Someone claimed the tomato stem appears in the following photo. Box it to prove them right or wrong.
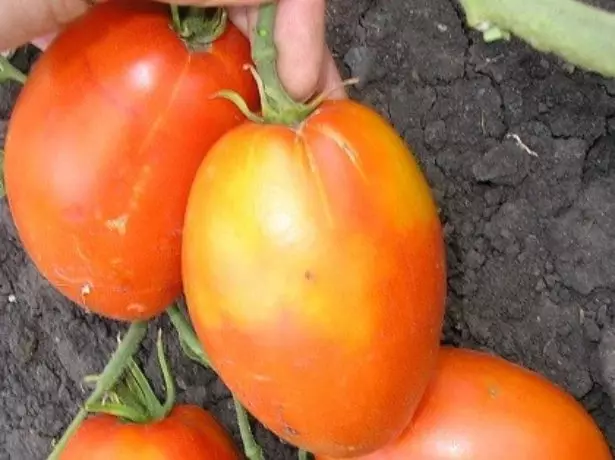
[459,0,615,78]
[86,329,177,422]
[170,5,229,52]
[251,3,317,125]
[47,321,148,460]
[0,54,26,84]
[167,303,212,366]
[234,396,265,460]
[298,450,310,460]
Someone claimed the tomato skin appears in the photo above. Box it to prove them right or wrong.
[318,347,613,460]
[182,100,447,457]
[60,405,240,459]
[3,1,259,321]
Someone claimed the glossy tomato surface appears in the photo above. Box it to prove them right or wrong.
[60,405,240,459]
[4,0,258,321]
[182,100,447,457]
[318,347,612,460]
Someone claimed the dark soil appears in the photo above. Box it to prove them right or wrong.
[2,0,615,458]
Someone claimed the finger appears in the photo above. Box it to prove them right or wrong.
[0,0,92,51]
[227,6,250,35]
[239,0,330,101]
[273,0,327,101]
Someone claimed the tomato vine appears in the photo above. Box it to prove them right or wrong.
[48,321,149,460]
[459,0,615,78]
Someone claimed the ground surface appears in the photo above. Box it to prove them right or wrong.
[2,0,615,458]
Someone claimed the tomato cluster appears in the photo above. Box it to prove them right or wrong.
[0,1,611,459]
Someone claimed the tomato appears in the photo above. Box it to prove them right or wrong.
[3,0,259,321]
[318,347,612,460]
[60,405,240,459]
[182,99,447,457]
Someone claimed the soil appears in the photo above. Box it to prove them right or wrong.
[2,0,615,458]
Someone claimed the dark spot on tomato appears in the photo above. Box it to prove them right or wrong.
[304,270,315,281]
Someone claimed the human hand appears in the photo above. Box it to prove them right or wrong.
[0,0,345,100]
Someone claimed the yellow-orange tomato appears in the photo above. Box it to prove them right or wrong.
[60,405,240,459]
[318,347,613,460]
[182,100,447,457]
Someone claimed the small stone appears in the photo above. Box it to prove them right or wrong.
[465,249,485,269]
[424,120,447,150]
[584,319,602,343]
[535,279,546,292]
[472,141,530,186]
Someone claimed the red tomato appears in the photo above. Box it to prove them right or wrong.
[318,347,613,460]
[182,99,447,457]
[3,1,259,321]
[60,405,240,459]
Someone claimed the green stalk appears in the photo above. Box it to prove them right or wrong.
[85,329,176,422]
[0,54,26,84]
[234,396,265,460]
[458,0,615,78]
[167,303,211,367]
[298,450,309,460]
[249,2,320,125]
[47,321,148,460]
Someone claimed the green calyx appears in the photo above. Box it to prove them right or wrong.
[215,2,354,127]
[170,5,228,52]
[459,0,615,79]
[86,329,176,424]
[0,53,27,84]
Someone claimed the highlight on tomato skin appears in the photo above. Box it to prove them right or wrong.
[317,346,613,460]
[182,98,448,458]
[3,1,259,322]
[59,405,241,460]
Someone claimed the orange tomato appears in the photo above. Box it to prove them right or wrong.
[318,347,613,460]
[3,1,258,321]
[182,99,447,457]
[60,405,240,459]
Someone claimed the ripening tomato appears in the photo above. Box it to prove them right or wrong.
[318,347,613,460]
[3,0,258,321]
[60,405,240,459]
[182,99,447,457]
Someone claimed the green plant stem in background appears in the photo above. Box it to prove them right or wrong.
[234,396,265,460]
[458,0,615,78]
[166,304,265,459]
[47,321,148,460]
[0,54,26,84]
[167,303,211,367]
[0,150,5,199]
